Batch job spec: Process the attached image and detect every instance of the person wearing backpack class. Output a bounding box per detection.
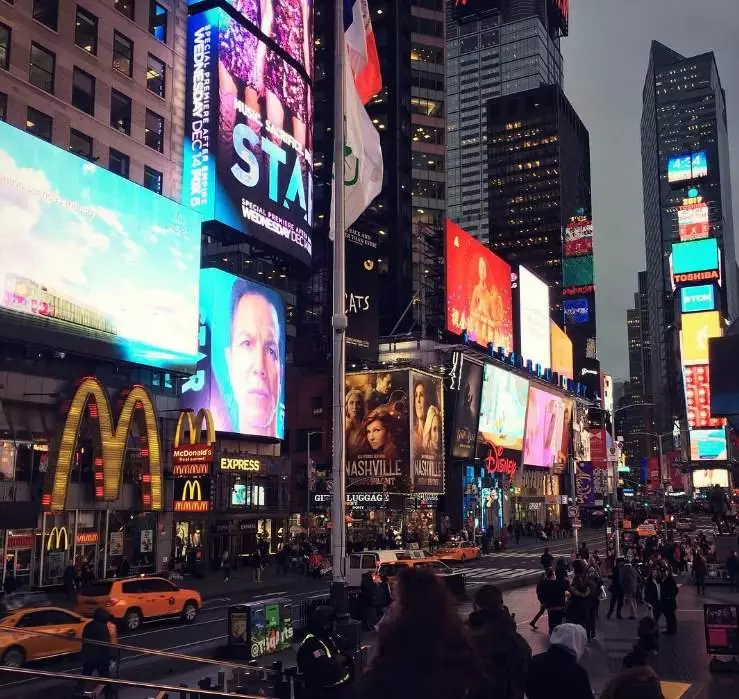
[469,585,532,699]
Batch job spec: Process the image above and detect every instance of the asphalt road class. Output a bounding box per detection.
[0,528,608,698]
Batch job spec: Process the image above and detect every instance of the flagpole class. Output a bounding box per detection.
[330,0,348,606]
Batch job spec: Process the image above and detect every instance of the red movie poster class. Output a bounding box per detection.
[445,220,513,352]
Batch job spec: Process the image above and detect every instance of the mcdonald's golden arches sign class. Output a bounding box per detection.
[171,409,214,512]
[42,376,163,512]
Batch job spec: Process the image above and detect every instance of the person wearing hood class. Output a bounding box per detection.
[525,623,593,699]
[468,585,531,699]
[79,608,116,698]
[297,606,353,698]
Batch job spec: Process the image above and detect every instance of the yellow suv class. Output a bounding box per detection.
[75,577,202,631]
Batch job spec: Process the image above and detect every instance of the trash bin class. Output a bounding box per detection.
[228,599,295,660]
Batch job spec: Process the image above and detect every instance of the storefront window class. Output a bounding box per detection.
[0,441,16,479]
[4,529,35,591]
[174,520,205,570]
[107,511,156,577]
[462,465,504,536]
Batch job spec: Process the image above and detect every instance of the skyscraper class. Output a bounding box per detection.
[446,0,566,242]
[641,41,736,435]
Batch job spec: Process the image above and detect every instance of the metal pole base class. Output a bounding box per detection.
[330,580,349,618]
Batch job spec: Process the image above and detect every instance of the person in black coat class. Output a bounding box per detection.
[643,569,660,617]
[63,563,77,601]
[535,567,567,634]
[525,623,593,699]
[606,558,625,620]
[468,585,531,699]
[360,572,378,630]
[79,608,115,699]
[655,569,679,634]
[566,560,591,634]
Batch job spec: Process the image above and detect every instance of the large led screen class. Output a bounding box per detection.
[478,364,529,474]
[550,320,573,381]
[672,238,719,276]
[558,398,574,465]
[692,469,729,489]
[563,219,593,257]
[689,428,727,462]
[523,386,565,468]
[678,202,709,241]
[0,120,201,372]
[184,8,313,265]
[683,364,723,429]
[564,297,590,325]
[518,266,551,371]
[181,268,286,439]
[410,371,445,493]
[445,220,513,352]
[344,370,410,493]
[450,358,483,460]
[667,150,708,183]
[709,335,739,417]
[562,255,594,288]
[680,285,716,314]
[680,311,721,366]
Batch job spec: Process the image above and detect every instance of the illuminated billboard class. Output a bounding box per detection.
[562,255,594,288]
[410,371,445,493]
[550,321,574,381]
[450,357,483,460]
[445,220,513,351]
[683,364,723,429]
[564,218,593,257]
[519,266,551,371]
[678,202,709,241]
[344,371,411,494]
[680,285,716,314]
[181,268,286,439]
[0,120,201,373]
[667,150,708,183]
[478,364,529,474]
[183,8,313,265]
[672,238,719,276]
[689,428,727,462]
[680,311,721,366]
[692,469,729,489]
[523,386,565,468]
[564,297,590,325]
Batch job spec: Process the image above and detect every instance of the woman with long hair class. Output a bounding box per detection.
[423,404,442,454]
[358,568,483,699]
[413,380,427,449]
[345,388,367,455]
[363,406,399,462]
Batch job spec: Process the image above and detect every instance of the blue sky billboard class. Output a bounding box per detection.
[672,238,719,276]
[181,269,286,440]
[0,120,201,372]
[183,7,313,265]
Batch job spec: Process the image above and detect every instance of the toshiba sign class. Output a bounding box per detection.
[673,270,720,285]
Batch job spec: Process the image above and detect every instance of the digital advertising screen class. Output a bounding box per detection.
[672,238,719,276]
[573,401,591,461]
[0,120,201,373]
[344,370,411,493]
[709,335,739,417]
[563,218,593,257]
[683,364,723,430]
[562,255,594,288]
[668,150,708,183]
[678,202,709,241]
[181,268,287,439]
[183,8,313,265]
[550,320,574,381]
[680,311,722,366]
[478,364,529,474]
[345,227,378,359]
[523,386,565,468]
[564,297,590,325]
[558,398,574,465]
[445,220,513,352]
[689,428,727,462]
[680,285,716,314]
[410,371,445,493]
[450,358,484,460]
[692,469,729,489]
[518,266,551,371]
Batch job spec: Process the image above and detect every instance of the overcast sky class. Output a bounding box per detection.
[560,0,739,381]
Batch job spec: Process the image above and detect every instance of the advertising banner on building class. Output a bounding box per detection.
[445,220,513,352]
[689,428,728,461]
[672,238,719,277]
[550,321,574,380]
[680,285,716,314]
[575,461,595,505]
[648,457,660,490]
[563,255,594,288]
[0,121,201,373]
[410,371,445,493]
[683,364,723,429]
[478,364,529,475]
[590,427,608,470]
[181,268,287,440]
[573,402,591,462]
[518,266,551,372]
[564,218,593,257]
[523,386,565,469]
[450,357,483,460]
[345,227,378,358]
[680,311,722,366]
[558,399,574,465]
[183,8,313,265]
[678,202,709,241]
[345,371,411,493]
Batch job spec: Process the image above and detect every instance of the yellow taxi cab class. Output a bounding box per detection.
[75,576,202,632]
[0,606,117,667]
[435,541,481,563]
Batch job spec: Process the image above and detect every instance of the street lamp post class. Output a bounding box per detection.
[306,431,322,534]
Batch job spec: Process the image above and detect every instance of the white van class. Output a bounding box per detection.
[347,549,427,587]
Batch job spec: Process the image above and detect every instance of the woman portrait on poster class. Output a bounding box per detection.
[363,405,400,463]
[346,388,368,456]
[413,380,428,451]
[423,404,442,456]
